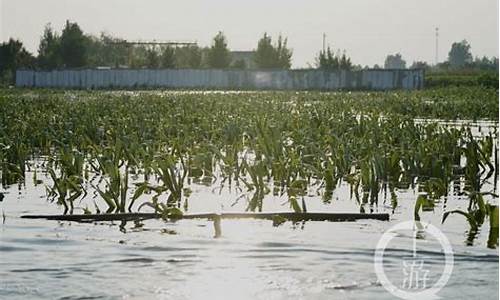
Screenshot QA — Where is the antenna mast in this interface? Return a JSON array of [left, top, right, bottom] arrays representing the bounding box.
[[323, 33, 326, 53], [435, 27, 439, 65]]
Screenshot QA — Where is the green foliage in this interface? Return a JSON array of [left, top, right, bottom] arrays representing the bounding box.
[[0, 88, 496, 228], [37, 24, 62, 69], [254, 33, 292, 69], [410, 61, 430, 70], [471, 56, 498, 71], [434, 56, 498, 73], [254, 33, 274, 69], [384, 53, 406, 69], [487, 205, 499, 248], [442, 209, 479, 231], [477, 72, 498, 89], [448, 40, 473, 68], [425, 71, 498, 89], [414, 195, 435, 221], [85, 33, 130, 68], [440, 131, 498, 247], [272, 215, 287, 227], [145, 49, 160, 68], [175, 46, 202, 68], [231, 59, 246, 69], [35, 22, 203, 70], [46, 149, 86, 214], [0, 39, 35, 84], [59, 20, 88, 68], [317, 47, 352, 70], [207, 31, 231, 69], [0, 142, 27, 186], [161, 47, 176, 68], [274, 35, 292, 69]]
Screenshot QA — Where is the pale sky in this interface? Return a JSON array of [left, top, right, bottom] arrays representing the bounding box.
[[1, 0, 498, 68]]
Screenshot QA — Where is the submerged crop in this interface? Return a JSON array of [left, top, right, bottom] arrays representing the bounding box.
[[0, 87, 498, 246]]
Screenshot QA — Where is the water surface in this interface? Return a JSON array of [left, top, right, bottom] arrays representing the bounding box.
[[0, 165, 498, 299]]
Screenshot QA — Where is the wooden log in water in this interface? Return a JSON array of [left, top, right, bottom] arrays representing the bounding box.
[[20, 212, 389, 222]]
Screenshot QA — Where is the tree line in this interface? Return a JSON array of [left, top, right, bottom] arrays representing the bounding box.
[[383, 40, 498, 71], [0, 20, 497, 84], [0, 21, 356, 83], [0, 21, 296, 83]]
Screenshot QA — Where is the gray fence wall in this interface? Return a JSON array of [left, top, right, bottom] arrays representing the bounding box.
[[16, 69, 424, 90]]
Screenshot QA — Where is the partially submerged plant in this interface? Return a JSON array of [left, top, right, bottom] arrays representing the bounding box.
[[0, 87, 497, 247], [46, 148, 86, 214]]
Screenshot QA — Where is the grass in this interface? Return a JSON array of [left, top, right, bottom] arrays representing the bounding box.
[[425, 70, 498, 90]]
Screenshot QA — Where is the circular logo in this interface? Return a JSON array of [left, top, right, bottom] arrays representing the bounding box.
[[374, 221, 454, 300]]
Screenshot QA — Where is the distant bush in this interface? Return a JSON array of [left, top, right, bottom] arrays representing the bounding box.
[[425, 71, 498, 89], [476, 72, 498, 89]]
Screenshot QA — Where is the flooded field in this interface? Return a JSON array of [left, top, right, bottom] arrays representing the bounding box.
[[0, 88, 498, 299], [1, 167, 498, 299]]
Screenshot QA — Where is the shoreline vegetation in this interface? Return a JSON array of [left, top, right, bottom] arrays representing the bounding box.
[[1, 21, 498, 89]]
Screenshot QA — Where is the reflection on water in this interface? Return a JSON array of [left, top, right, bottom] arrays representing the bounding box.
[[0, 119, 498, 299], [0, 170, 498, 299]]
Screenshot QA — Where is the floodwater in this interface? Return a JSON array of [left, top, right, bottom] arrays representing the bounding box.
[[0, 122, 499, 300]]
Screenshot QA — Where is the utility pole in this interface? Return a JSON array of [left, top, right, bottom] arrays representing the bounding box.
[[323, 33, 326, 53], [435, 27, 439, 65], [0, 0, 3, 43]]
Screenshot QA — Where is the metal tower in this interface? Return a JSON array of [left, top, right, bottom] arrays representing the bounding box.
[[435, 27, 439, 65]]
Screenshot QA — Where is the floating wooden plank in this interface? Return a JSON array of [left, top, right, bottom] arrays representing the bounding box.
[[21, 212, 389, 222]]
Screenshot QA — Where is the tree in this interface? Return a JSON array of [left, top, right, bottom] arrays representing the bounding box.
[[160, 47, 176, 68], [317, 47, 338, 70], [275, 35, 292, 69], [84, 35, 104, 67], [384, 53, 406, 69], [145, 49, 160, 68], [472, 56, 498, 71], [37, 24, 61, 69], [85, 33, 129, 68], [59, 20, 88, 68], [254, 33, 292, 69], [410, 61, 430, 70], [339, 52, 352, 70], [0, 38, 35, 83], [128, 45, 150, 68], [231, 59, 246, 69], [176, 45, 202, 68], [448, 40, 472, 68], [254, 33, 275, 68], [207, 31, 231, 68], [435, 61, 450, 71], [316, 47, 352, 70]]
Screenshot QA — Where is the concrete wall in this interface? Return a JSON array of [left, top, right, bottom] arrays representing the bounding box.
[[16, 69, 424, 90]]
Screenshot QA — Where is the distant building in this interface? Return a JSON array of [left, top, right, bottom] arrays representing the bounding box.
[[230, 51, 256, 69]]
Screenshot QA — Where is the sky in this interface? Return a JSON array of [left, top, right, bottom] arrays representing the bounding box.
[[0, 0, 498, 68]]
